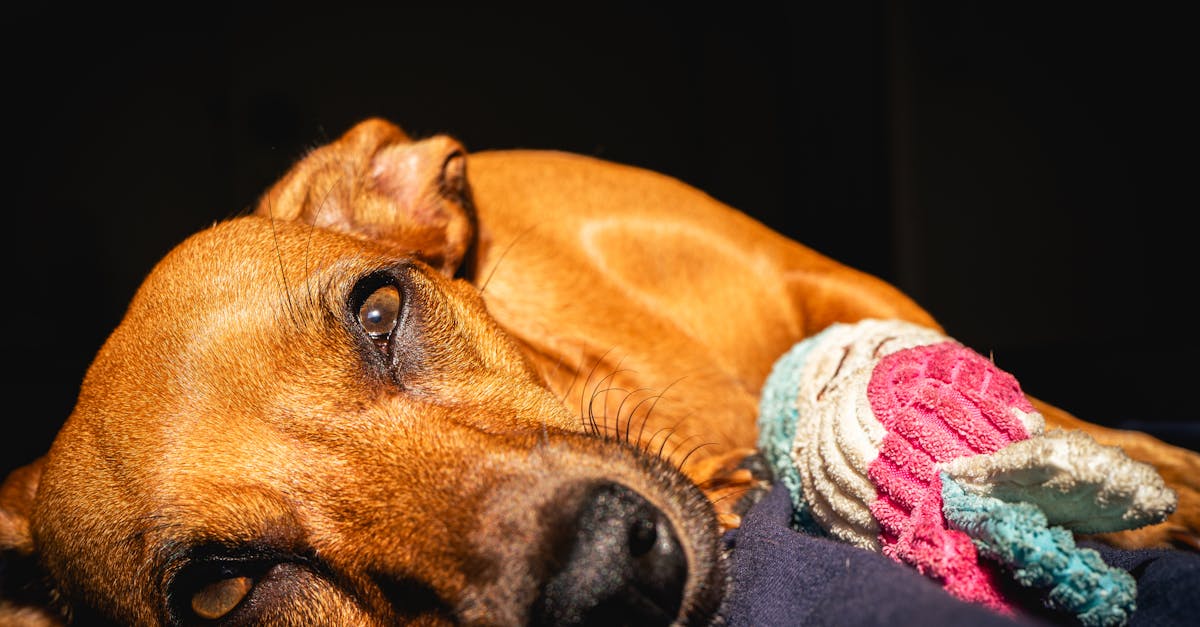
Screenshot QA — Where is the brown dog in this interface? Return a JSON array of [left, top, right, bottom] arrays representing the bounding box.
[[1, 118, 1197, 625]]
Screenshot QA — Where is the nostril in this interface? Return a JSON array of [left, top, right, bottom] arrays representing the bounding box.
[[533, 482, 688, 627], [629, 516, 657, 557]]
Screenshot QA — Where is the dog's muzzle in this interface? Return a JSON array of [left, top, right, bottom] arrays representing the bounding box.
[[531, 481, 688, 626]]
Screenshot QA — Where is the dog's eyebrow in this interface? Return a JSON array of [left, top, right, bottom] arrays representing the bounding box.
[[304, 257, 414, 304], [157, 538, 309, 575]]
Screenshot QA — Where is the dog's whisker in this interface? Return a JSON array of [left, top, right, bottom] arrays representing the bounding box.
[[264, 193, 306, 331], [676, 441, 718, 473], [478, 224, 536, 295], [595, 358, 629, 438], [587, 360, 629, 443], [614, 386, 655, 446], [587, 424, 629, 437], [582, 396, 597, 438], [650, 425, 685, 459], [693, 476, 727, 491], [610, 388, 632, 445], [641, 425, 671, 455], [559, 344, 588, 430], [656, 430, 677, 460], [578, 346, 617, 438], [587, 381, 610, 441], [589, 384, 630, 442], [630, 376, 686, 450], [629, 392, 665, 449], [663, 434, 702, 466], [555, 348, 589, 430], [542, 350, 569, 396], [708, 487, 756, 509], [710, 486, 755, 502], [304, 174, 345, 307], [647, 412, 696, 461]]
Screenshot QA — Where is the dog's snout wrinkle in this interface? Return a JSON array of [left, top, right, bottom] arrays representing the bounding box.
[[533, 481, 687, 627]]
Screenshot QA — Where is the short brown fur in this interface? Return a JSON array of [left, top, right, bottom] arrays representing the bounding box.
[[2, 118, 1196, 625]]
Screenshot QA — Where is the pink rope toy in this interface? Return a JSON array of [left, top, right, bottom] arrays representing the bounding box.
[[757, 319, 1177, 626]]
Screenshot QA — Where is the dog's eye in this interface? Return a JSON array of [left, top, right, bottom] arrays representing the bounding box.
[[169, 557, 274, 625], [358, 283, 402, 346], [191, 576, 253, 620]]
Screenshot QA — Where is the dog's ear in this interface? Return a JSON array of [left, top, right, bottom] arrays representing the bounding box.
[[255, 117, 476, 277], [1, 458, 63, 625]]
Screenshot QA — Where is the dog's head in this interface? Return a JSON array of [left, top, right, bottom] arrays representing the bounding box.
[[0, 119, 726, 625]]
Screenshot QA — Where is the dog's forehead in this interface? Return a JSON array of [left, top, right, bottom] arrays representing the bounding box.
[[151, 215, 399, 296], [80, 216, 403, 412]]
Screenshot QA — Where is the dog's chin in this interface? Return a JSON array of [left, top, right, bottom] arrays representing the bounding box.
[[455, 437, 729, 627]]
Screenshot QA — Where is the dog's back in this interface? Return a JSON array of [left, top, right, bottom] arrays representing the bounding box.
[[466, 148, 938, 468]]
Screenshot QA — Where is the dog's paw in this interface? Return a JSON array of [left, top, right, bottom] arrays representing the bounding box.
[[687, 448, 775, 532]]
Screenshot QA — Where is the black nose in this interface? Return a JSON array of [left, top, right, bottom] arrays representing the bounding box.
[[532, 482, 688, 626]]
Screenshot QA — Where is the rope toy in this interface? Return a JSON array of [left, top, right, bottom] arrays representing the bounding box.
[[757, 319, 1177, 626]]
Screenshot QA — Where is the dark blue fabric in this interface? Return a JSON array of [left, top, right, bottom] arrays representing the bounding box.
[[1081, 540, 1200, 627], [720, 483, 1200, 626]]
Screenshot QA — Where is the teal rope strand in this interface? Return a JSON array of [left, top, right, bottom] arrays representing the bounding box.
[[757, 336, 826, 536], [941, 473, 1137, 627]]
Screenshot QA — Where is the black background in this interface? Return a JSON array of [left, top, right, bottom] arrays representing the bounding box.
[[4, 3, 1196, 479]]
